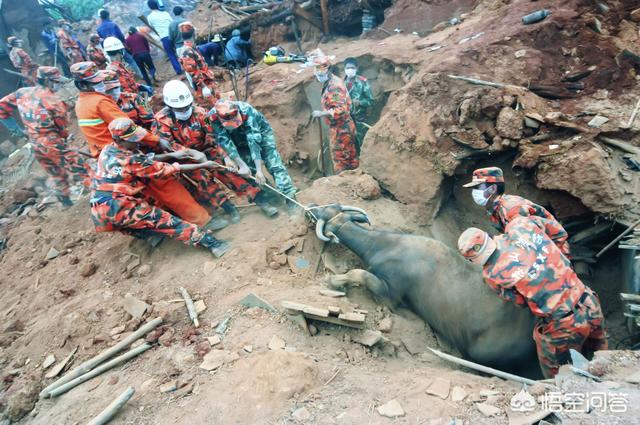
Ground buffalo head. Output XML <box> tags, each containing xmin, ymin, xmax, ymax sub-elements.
<box><xmin>306</xmin><ymin>204</ymin><xmax>371</xmax><ymax>243</ymax></box>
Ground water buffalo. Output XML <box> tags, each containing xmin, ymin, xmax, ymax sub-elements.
<box><xmin>311</xmin><ymin>204</ymin><xmax>539</xmax><ymax>376</ymax></box>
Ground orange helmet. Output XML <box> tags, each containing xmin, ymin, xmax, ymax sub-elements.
<box><xmin>458</xmin><ymin>228</ymin><xmax>497</xmax><ymax>266</ymax></box>
<box><xmin>70</xmin><ymin>61</ymin><xmax>104</xmax><ymax>83</ymax></box>
<box><xmin>108</xmin><ymin>118</ymin><xmax>147</xmax><ymax>142</ymax></box>
<box><xmin>463</xmin><ymin>167</ymin><xmax>505</xmax><ymax>188</ymax></box>
<box><xmin>37</xmin><ymin>66</ymin><xmax>64</xmax><ymax>82</ymax></box>
<box><xmin>102</xmin><ymin>70</ymin><xmax>121</xmax><ymax>90</ymax></box>
<box><xmin>214</xmin><ymin>100</ymin><xmax>243</xmax><ymax>129</ymax></box>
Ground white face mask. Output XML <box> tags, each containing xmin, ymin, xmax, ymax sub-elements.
<box><xmin>315</xmin><ymin>72</ymin><xmax>329</xmax><ymax>83</ymax></box>
<box><xmin>174</xmin><ymin>107</ymin><xmax>193</xmax><ymax>121</ymax></box>
<box><xmin>93</xmin><ymin>81</ymin><xmax>107</xmax><ymax>93</ymax></box>
<box><xmin>108</xmin><ymin>88</ymin><xmax>121</xmax><ymax>101</ymax></box>
<box><xmin>345</xmin><ymin>68</ymin><xmax>357</xmax><ymax>78</ymax></box>
<box><xmin>472</xmin><ymin>188</ymin><xmax>489</xmax><ymax>206</ymax></box>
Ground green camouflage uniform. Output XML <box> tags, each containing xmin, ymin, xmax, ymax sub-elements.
<box><xmin>212</xmin><ymin>101</ymin><xmax>297</xmax><ymax>197</ymax></box>
<box><xmin>345</xmin><ymin>75</ymin><xmax>373</xmax><ymax>153</ymax></box>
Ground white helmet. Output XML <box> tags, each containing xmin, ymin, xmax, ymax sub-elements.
<box><xmin>103</xmin><ymin>36</ymin><xmax>124</xmax><ymax>52</ymax></box>
<box><xmin>163</xmin><ymin>80</ymin><xmax>193</xmax><ymax>108</ymax></box>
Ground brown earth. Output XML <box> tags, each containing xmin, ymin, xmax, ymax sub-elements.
<box><xmin>1</xmin><ymin>0</ymin><xmax>640</xmax><ymax>424</ymax></box>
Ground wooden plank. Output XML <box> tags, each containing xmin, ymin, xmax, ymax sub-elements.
<box><xmin>328</xmin><ymin>306</ymin><xmax>341</xmax><ymax>316</ymax></box>
<box><xmin>303</xmin><ymin>306</ymin><xmax>330</xmax><ymax>317</ymax></box>
<box><xmin>319</xmin><ymin>0</ymin><xmax>330</xmax><ymax>34</ymax></box>
<box><xmin>627</xmin><ymin>303</ymin><xmax>640</xmax><ymax>312</ymax></box>
<box><xmin>281</xmin><ymin>300</ymin><xmax>307</xmax><ymax>313</ymax></box>
<box><xmin>338</xmin><ymin>312</ymin><xmax>366</xmax><ymax>323</ymax></box>
<box><xmin>319</xmin><ymin>289</ymin><xmax>346</xmax><ymax>297</ymax></box>
<box><xmin>353</xmin><ymin>309</ymin><xmax>369</xmax><ymax>315</ymax></box>
<box><xmin>303</xmin><ymin>312</ymin><xmax>365</xmax><ymax>329</ymax></box>
<box><xmin>293</xmin><ymin>5</ymin><xmax>323</xmax><ymax>31</ymax></box>
<box><xmin>621</xmin><ymin>293</ymin><xmax>640</xmax><ymax>302</ymax></box>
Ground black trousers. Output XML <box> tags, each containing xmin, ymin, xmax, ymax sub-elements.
<box><xmin>133</xmin><ymin>52</ymin><xmax>156</xmax><ymax>86</ymax></box>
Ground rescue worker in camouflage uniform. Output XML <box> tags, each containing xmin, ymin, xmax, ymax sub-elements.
<box><xmin>463</xmin><ymin>167</ymin><xmax>571</xmax><ymax>257</ymax></box>
<box><xmin>57</xmin><ymin>20</ymin><xmax>86</xmax><ymax>65</ymax></box>
<box><xmin>458</xmin><ymin>219</ymin><xmax>608</xmax><ymax>378</ymax></box>
<box><xmin>312</xmin><ymin>56</ymin><xmax>359</xmax><ymax>173</ymax></box>
<box><xmin>0</xmin><ymin>66</ymin><xmax>90</xmax><ymax>206</ymax></box>
<box><xmin>73</xmin><ymin>62</ymin><xmax>219</xmax><ymax>229</ymax></box>
<box><xmin>344</xmin><ymin>57</ymin><xmax>373</xmax><ymax>155</ymax></box>
<box><xmin>103</xmin><ymin>70</ymin><xmax>154</xmax><ymax>129</ymax></box>
<box><xmin>87</xmin><ymin>34</ymin><xmax>109</xmax><ymax>70</ymax></box>
<box><xmin>7</xmin><ymin>36</ymin><xmax>38</xmax><ymax>84</ymax></box>
<box><xmin>212</xmin><ymin>99</ymin><xmax>298</xmax><ymax>213</ymax></box>
<box><xmin>154</xmin><ymin>81</ymin><xmax>278</xmax><ymax>222</ymax></box>
<box><xmin>103</xmin><ymin>37</ymin><xmax>151</xmax><ymax>96</ymax></box>
<box><xmin>176</xmin><ymin>22</ymin><xmax>219</xmax><ymax>108</ymax></box>
<box><xmin>91</xmin><ymin>117</ymin><xmax>230</xmax><ymax>257</ymax></box>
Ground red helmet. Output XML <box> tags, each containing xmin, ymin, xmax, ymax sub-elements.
<box><xmin>214</xmin><ymin>100</ymin><xmax>243</xmax><ymax>129</ymax></box>
<box><xmin>70</xmin><ymin>61</ymin><xmax>104</xmax><ymax>83</ymax></box>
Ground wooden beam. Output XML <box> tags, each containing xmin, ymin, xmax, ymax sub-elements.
<box><xmin>320</xmin><ymin>0</ymin><xmax>330</xmax><ymax>35</ymax></box>
<box><xmin>293</xmin><ymin>4</ymin><xmax>323</xmax><ymax>31</ymax></box>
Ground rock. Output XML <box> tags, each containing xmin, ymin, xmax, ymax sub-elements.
<box><xmin>268</xmin><ymin>335</ymin><xmax>286</xmax><ymax>350</ymax></box>
<box><xmin>123</xmin><ymin>294</ymin><xmax>149</xmax><ymax>319</ymax></box>
<box><xmin>4</xmin><ymin>373</ymin><xmax>40</xmax><ymax>421</ymax></box>
<box><xmin>0</xmin><ymin>139</ymin><xmax>16</xmax><ymax>157</ymax></box>
<box><xmin>136</xmin><ymin>264</ymin><xmax>152</xmax><ymax>277</ymax></box>
<box><xmin>451</xmin><ymin>386</ymin><xmax>467</xmax><ymax>402</ymax></box>
<box><xmin>292</xmin><ymin>406</ymin><xmax>311</xmax><ymax>421</ymax></box>
<box><xmin>68</xmin><ymin>255</ymin><xmax>80</xmax><ymax>265</ymax></box>
<box><xmin>13</xmin><ymin>188</ymin><xmax>36</xmax><ymax>204</ymax></box>
<box><xmin>42</xmin><ymin>354</ymin><xmax>56</xmax><ymax>369</ymax></box>
<box><xmin>159</xmin><ymin>380</ymin><xmax>178</xmax><ymax>393</ymax></box>
<box><xmin>158</xmin><ymin>327</ymin><xmax>175</xmax><ymax>347</ymax></box>
<box><xmin>354</xmin><ymin>173</ymin><xmax>381</xmax><ymax>200</ymax></box>
<box><xmin>536</xmin><ymin>146</ymin><xmax>624</xmax><ymax>214</ymax></box>
<box><xmin>199</xmin><ymin>350</ymin><xmax>240</xmax><ymax>371</ymax></box>
<box><xmin>377</xmin><ymin>399</ymin><xmax>405</xmax><ymax>418</ymax></box>
<box><xmin>308</xmin><ymin>324</ymin><xmax>319</xmax><ymax>336</ymax></box>
<box><xmin>631</xmin><ymin>8</ymin><xmax>640</xmax><ymax>22</ymax></box>
<box><xmin>523</xmin><ymin>117</ymin><xmax>540</xmax><ymax>129</ymax></box>
<box><xmin>110</xmin><ymin>325</ymin><xmax>126</xmax><ymax>336</ymax></box>
<box><xmin>476</xmin><ymin>402</ymin><xmax>501</xmax><ymax>417</ymax></box>
<box><xmin>194</xmin><ymin>300</ymin><xmax>207</xmax><ymax>314</ymax></box>
<box><xmin>239</xmin><ymin>293</ymin><xmax>276</xmax><ymax>313</ymax></box>
<box><xmin>45</xmin><ymin>247</ymin><xmax>59</xmax><ymax>260</ymax></box>
<box><xmin>377</xmin><ymin>317</ymin><xmax>393</xmax><ymax>333</ymax></box>
<box><xmin>587</xmin><ymin>115</ymin><xmax>609</xmax><ymax>128</ymax></box>
<box><xmin>353</xmin><ymin>330</ymin><xmax>382</xmax><ymax>347</ymax></box>
<box><xmin>207</xmin><ymin>335</ymin><xmax>221</xmax><ymax>347</ymax></box>
<box><xmin>514</xmin><ymin>49</ymin><xmax>527</xmax><ymax>58</ymax></box>
<box><xmin>479</xmin><ymin>389</ymin><xmax>500</xmax><ymax>397</ymax></box>
<box><xmin>426</xmin><ymin>377</ymin><xmax>451</xmax><ymax>399</ymax></box>
<box><xmin>496</xmin><ymin>107</ymin><xmax>523</xmax><ymax>140</ymax></box>
<box><xmin>80</xmin><ymin>261</ymin><xmax>98</xmax><ymax>277</ymax></box>
<box><xmin>319</xmin><ymin>289</ymin><xmax>346</xmax><ymax>297</ymax></box>
<box><xmin>243</xmin><ymin>345</ymin><xmax>253</xmax><ymax>353</ymax></box>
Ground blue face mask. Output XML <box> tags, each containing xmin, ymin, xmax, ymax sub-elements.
<box><xmin>315</xmin><ymin>72</ymin><xmax>329</xmax><ymax>83</ymax></box>
<box><xmin>93</xmin><ymin>81</ymin><xmax>107</xmax><ymax>93</ymax></box>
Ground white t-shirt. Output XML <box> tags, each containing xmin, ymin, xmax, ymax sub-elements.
<box><xmin>147</xmin><ymin>10</ymin><xmax>173</xmax><ymax>39</ymax></box>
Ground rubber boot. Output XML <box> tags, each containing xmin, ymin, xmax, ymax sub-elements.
<box><xmin>58</xmin><ymin>195</ymin><xmax>73</xmax><ymax>207</ymax></box>
<box><xmin>222</xmin><ymin>201</ymin><xmax>241</xmax><ymax>224</ymax></box>
<box><xmin>253</xmin><ymin>191</ymin><xmax>278</xmax><ymax>217</ymax></box>
<box><xmin>204</xmin><ymin>216</ymin><xmax>229</xmax><ymax>231</ymax></box>
<box><xmin>207</xmin><ymin>237</ymin><xmax>231</xmax><ymax>258</ymax></box>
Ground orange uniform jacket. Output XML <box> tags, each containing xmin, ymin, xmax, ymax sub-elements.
<box><xmin>76</xmin><ymin>91</ymin><xmax>128</xmax><ymax>157</ymax></box>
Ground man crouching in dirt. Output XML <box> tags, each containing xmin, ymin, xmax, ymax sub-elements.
<box><xmin>90</xmin><ymin>117</ymin><xmax>231</xmax><ymax>258</ymax></box>
<box><xmin>463</xmin><ymin>167</ymin><xmax>571</xmax><ymax>257</ymax></box>
<box><xmin>458</xmin><ymin>218</ymin><xmax>608</xmax><ymax>378</ymax></box>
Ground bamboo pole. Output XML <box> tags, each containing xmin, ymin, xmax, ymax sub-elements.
<box><xmin>595</xmin><ymin>218</ymin><xmax>640</xmax><ymax>258</ymax></box>
<box><xmin>49</xmin><ymin>345</ymin><xmax>151</xmax><ymax>398</ymax></box>
<box><xmin>427</xmin><ymin>347</ymin><xmax>539</xmax><ymax>386</ymax></box>
<box><xmin>86</xmin><ymin>386</ymin><xmax>135</xmax><ymax>425</ymax></box>
<box><xmin>624</xmin><ymin>98</ymin><xmax>640</xmax><ymax>129</ymax></box>
<box><xmin>179</xmin><ymin>287</ymin><xmax>199</xmax><ymax>328</ymax></box>
<box><xmin>40</xmin><ymin>317</ymin><xmax>162</xmax><ymax>398</ymax></box>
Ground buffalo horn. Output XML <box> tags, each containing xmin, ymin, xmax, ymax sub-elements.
<box><xmin>315</xmin><ymin>219</ymin><xmax>331</xmax><ymax>242</ymax></box>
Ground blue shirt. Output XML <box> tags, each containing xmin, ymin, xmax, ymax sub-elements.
<box><xmin>224</xmin><ymin>36</ymin><xmax>251</xmax><ymax>64</ymax></box>
<box><xmin>41</xmin><ymin>29</ymin><xmax>57</xmax><ymax>54</ymax></box>
<box><xmin>97</xmin><ymin>19</ymin><xmax>125</xmax><ymax>43</ymax></box>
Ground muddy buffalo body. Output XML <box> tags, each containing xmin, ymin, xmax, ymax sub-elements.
<box><xmin>311</xmin><ymin>204</ymin><xmax>540</xmax><ymax>376</ymax></box>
